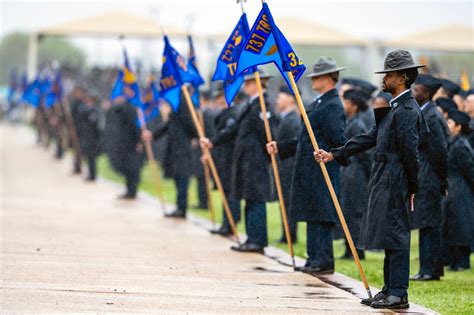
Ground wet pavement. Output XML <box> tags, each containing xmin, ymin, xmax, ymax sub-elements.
<box><xmin>0</xmin><ymin>124</ymin><xmax>434</xmax><ymax>314</ymax></box>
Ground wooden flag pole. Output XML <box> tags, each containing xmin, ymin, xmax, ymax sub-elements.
<box><xmin>254</xmin><ymin>71</ymin><xmax>295</xmax><ymax>268</ymax></box>
<box><xmin>181</xmin><ymin>85</ymin><xmax>240</xmax><ymax>244</ymax></box>
<box><xmin>198</xmin><ymin>111</ymin><xmax>216</xmax><ymax>229</ymax></box>
<box><xmin>286</xmin><ymin>71</ymin><xmax>373</xmax><ymax>299</ymax></box>
<box><xmin>136</xmin><ymin>108</ymin><xmax>167</xmax><ymax>213</ymax></box>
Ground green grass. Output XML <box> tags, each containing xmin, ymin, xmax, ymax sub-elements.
<box><xmin>97</xmin><ymin>156</ymin><xmax>474</xmax><ymax>314</ymax></box>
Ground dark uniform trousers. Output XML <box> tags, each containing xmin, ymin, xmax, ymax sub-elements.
<box><xmin>419</xmin><ymin>227</ymin><xmax>443</xmax><ymax>276</ymax></box>
<box><xmin>306</xmin><ymin>221</ymin><xmax>334</xmax><ymax>269</ymax></box>
<box><xmin>175</xmin><ymin>177</ymin><xmax>190</xmax><ymax>212</ymax></box>
<box><xmin>244</xmin><ymin>200</ymin><xmax>267</xmax><ymax>247</ymax></box>
<box><xmin>88</xmin><ymin>155</ymin><xmax>97</xmax><ymax>179</ymax></box>
<box><xmin>125</xmin><ymin>158</ymin><xmax>141</xmax><ymax>196</ymax></box>
<box><xmin>222</xmin><ymin>194</ymin><xmax>241</xmax><ymax>230</ymax></box>
<box><xmin>196</xmin><ymin>174</ymin><xmax>208</xmax><ymax>208</ymax></box>
<box><xmin>383</xmin><ymin>249</ymin><xmax>410</xmax><ymax>298</ymax></box>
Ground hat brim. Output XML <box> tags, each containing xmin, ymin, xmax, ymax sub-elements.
<box><xmin>374</xmin><ymin>64</ymin><xmax>426</xmax><ymax>74</ymax></box>
<box><xmin>305</xmin><ymin>67</ymin><xmax>347</xmax><ymax>78</ymax></box>
<box><xmin>244</xmin><ymin>74</ymin><xmax>273</xmax><ymax>81</ymax></box>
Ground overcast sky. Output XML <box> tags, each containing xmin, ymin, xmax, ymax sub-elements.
<box><xmin>1</xmin><ymin>0</ymin><xmax>473</xmax><ymax>40</ymax></box>
<box><xmin>1</xmin><ymin>0</ymin><xmax>473</xmax><ymax>73</ymax></box>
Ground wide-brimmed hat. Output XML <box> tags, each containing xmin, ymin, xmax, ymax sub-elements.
<box><xmin>375</xmin><ymin>50</ymin><xmax>425</xmax><ymax>74</ymax></box>
<box><xmin>305</xmin><ymin>56</ymin><xmax>346</xmax><ymax>78</ymax></box>
<box><xmin>243</xmin><ymin>69</ymin><xmax>273</xmax><ymax>81</ymax></box>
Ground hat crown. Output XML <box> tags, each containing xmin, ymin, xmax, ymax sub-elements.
<box><xmin>313</xmin><ymin>56</ymin><xmax>337</xmax><ymax>72</ymax></box>
<box><xmin>384</xmin><ymin>50</ymin><xmax>416</xmax><ymax>70</ymax></box>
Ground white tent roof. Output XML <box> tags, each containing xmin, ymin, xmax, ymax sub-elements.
<box><xmin>209</xmin><ymin>16</ymin><xmax>367</xmax><ymax>47</ymax></box>
<box><xmin>38</xmin><ymin>11</ymin><xmax>187</xmax><ymax>38</ymax></box>
<box><xmin>385</xmin><ymin>24</ymin><xmax>474</xmax><ymax>52</ymax></box>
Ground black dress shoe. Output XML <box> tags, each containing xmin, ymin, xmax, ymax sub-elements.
<box><xmin>371</xmin><ymin>295</ymin><xmax>409</xmax><ymax>309</ymax></box>
<box><xmin>230</xmin><ymin>243</ymin><xmax>264</xmax><ymax>254</ymax></box>
<box><xmin>164</xmin><ymin>210</ymin><xmax>186</xmax><ymax>218</ymax></box>
<box><xmin>210</xmin><ymin>226</ymin><xmax>232</xmax><ymax>236</ymax></box>
<box><xmin>301</xmin><ymin>266</ymin><xmax>334</xmax><ymax>275</ymax></box>
<box><xmin>361</xmin><ymin>291</ymin><xmax>387</xmax><ymax>306</ymax></box>
<box><xmin>118</xmin><ymin>193</ymin><xmax>136</xmax><ymax>200</ymax></box>
<box><xmin>211</xmin><ymin>226</ymin><xmax>233</xmax><ymax>236</ymax></box>
<box><xmin>413</xmin><ymin>274</ymin><xmax>440</xmax><ymax>281</ymax></box>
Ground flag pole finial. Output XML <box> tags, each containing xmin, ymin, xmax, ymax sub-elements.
<box><xmin>236</xmin><ymin>0</ymin><xmax>246</xmax><ymax>13</ymax></box>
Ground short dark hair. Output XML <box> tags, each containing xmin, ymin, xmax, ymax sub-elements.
<box><xmin>398</xmin><ymin>68</ymin><xmax>418</xmax><ymax>89</ymax></box>
<box><xmin>329</xmin><ymin>71</ymin><xmax>340</xmax><ymax>83</ymax></box>
<box><xmin>343</xmin><ymin>89</ymin><xmax>369</xmax><ymax>112</ymax></box>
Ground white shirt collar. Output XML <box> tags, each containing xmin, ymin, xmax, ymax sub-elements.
<box><xmin>249</xmin><ymin>93</ymin><xmax>259</xmax><ymax>104</ymax></box>
<box><xmin>420</xmin><ymin>101</ymin><xmax>430</xmax><ymax>111</ymax></box>
<box><xmin>389</xmin><ymin>89</ymin><xmax>410</xmax><ymax>108</ymax></box>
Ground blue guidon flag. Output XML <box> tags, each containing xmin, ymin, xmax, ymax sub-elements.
<box><xmin>212</xmin><ymin>13</ymin><xmax>255</xmax><ymax>106</ymax></box>
<box><xmin>235</xmin><ymin>2</ymin><xmax>306</xmax><ymax>91</ymax></box>
<box><xmin>111</xmin><ymin>48</ymin><xmax>142</xmax><ymax>108</ymax></box>
<box><xmin>44</xmin><ymin>70</ymin><xmax>63</xmax><ymax>108</ymax></box>
<box><xmin>187</xmin><ymin>35</ymin><xmax>205</xmax><ymax>106</ymax></box>
<box><xmin>141</xmin><ymin>75</ymin><xmax>161</xmax><ymax>123</ymax></box>
<box><xmin>159</xmin><ymin>35</ymin><xmax>202</xmax><ymax>112</ymax></box>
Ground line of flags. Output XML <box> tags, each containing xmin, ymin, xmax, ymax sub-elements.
<box><xmin>13</xmin><ymin>2</ymin><xmax>471</xmax><ymax>119</ymax></box>
<box><xmin>107</xmin><ymin>1</ymin><xmax>306</xmax><ymax>121</ymax></box>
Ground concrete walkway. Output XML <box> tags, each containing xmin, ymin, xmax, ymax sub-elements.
<box><xmin>0</xmin><ymin>124</ymin><xmax>409</xmax><ymax>313</ymax></box>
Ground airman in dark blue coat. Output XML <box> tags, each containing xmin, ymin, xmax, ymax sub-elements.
<box><xmin>316</xmin><ymin>50</ymin><xmax>427</xmax><ymax>309</ymax></box>
<box><xmin>445</xmin><ymin>110</ymin><xmax>474</xmax><ymax>271</ymax></box>
<box><xmin>410</xmin><ymin>74</ymin><xmax>448</xmax><ymax>281</ymax></box>
<box><xmin>267</xmin><ymin>57</ymin><xmax>347</xmax><ymax>274</ymax></box>
<box><xmin>200</xmin><ymin>70</ymin><xmax>276</xmax><ymax>254</ymax></box>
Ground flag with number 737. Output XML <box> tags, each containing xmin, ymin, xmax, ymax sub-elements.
<box><xmin>235</xmin><ymin>2</ymin><xmax>306</xmax><ymax>91</ymax></box>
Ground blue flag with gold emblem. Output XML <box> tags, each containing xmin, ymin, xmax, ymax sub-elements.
<box><xmin>111</xmin><ymin>48</ymin><xmax>142</xmax><ymax>107</ymax></box>
<box><xmin>160</xmin><ymin>35</ymin><xmax>201</xmax><ymax>112</ymax></box>
<box><xmin>235</xmin><ymin>3</ymin><xmax>305</xmax><ymax>90</ymax></box>
<box><xmin>141</xmin><ymin>75</ymin><xmax>161</xmax><ymax>123</ymax></box>
<box><xmin>45</xmin><ymin>70</ymin><xmax>63</xmax><ymax>108</ymax></box>
<box><xmin>22</xmin><ymin>76</ymin><xmax>49</xmax><ymax>108</ymax></box>
<box><xmin>212</xmin><ymin>13</ymin><xmax>256</xmax><ymax>106</ymax></box>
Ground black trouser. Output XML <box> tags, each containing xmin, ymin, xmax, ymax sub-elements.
<box><xmin>175</xmin><ymin>177</ymin><xmax>190</xmax><ymax>212</ymax></box>
<box><xmin>450</xmin><ymin>246</ymin><xmax>471</xmax><ymax>270</ymax></box>
<box><xmin>306</xmin><ymin>221</ymin><xmax>334</xmax><ymax>269</ymax></box>
<box><xmin>87</xmin><ymin>154</ymin><xmax>97</xmax><ymax>180</ymax></box>
<box><xmin>419</xmin><ymin>227</ymin><xmax>443</xmax><ymax>277</ymax></box>
<box><xmin>196</xmin><ymin>173</ymin><xmax>208</xmax><ymax>208</ymax></box>
<box><xmin>382</xmin><ymin>249</ymin><xmax>410</xmax><ymax>298</ymax></box>
<box><xmin>244</xmin><ymin>200</ymin><xmax>267</xmax><ymax>247</ymax></box>
<box><xmin>222</xmin><ymin>191</ymin><xmax>241</xmax><ymax>229</ymax></box>
<box><xmin>55</xmin><ymin>138</ymin><xmax>63</xmax><ymax>159</ymax></box>
<box><xmin>124</xmin><ymin>168</ymin><xmax>140</xmax><ymax>197</ymax></box>
<box><xmin>73</xmin><ymin>151</ymin><xmax>82</xmax><ymax>173</ymax></box>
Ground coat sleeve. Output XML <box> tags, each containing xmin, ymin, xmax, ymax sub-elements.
<box><xmin>426</xmin><ymin>115</ymin><xmax>448</xmax><ymax>191</ymax></box>
<box><xmin>210</xmin><ymin>114</ymin><xmax>240</xmax><ymax>147</ymax></box>
<box><xmin>152</xmin><ymin>120</ymin><xmax>170</xmax><ymax>140</ymax></box>
<box><xmin>395</xmin><ymin>107</ymin><xmax>421</xmax><ymax>194</ymax></box>
<box><xmin>211</xmin><ymin>103</ymin><xmax>250</xmax><ymax>146</ymax></box>
<box><xmin>331</xmin><ymin>126</ymin><xmax>377</xmax><ymax>166</ymax></box>
<box><xmin>278</xmin><ymin>136</ymin><xmax>299</xmax><ymax>160</ymax></box>
<box><xmin>453</xmin><ymin>142</ymin><xmax>474</xmax><ymax>192</ymax></box>
<box><xmin>178</xmin><ymin>99</ymin><xmax>198</xmax><ymax>139</ymax></box>
<box><xmin>127</xmin><ymin>105</ymin><xmax>141</xmax><ymax>145</ymax></box>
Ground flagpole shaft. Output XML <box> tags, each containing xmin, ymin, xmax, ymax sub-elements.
<box><xmin>254</xmin><ymin>71</ymin><xmax>295</xmax><ymax>267</ymax></box>
<box><xmin>198</xmin><ymin>111</ymin><xmax>216</xmax><ymax>229</ymax></box>
<box><xmin>181</xmin><ymin>85</ymin><xmax>240</xmax><ymax>244</ymax></box>
<box><xmin>136</xmin><ymin>108</ymin><xmax>167</xmax><ymax>213</ymax></box>
<box><xmin>286</xmin><ymin>71</ymin><xmax>372</xmax><ymax>298</ymax></box>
